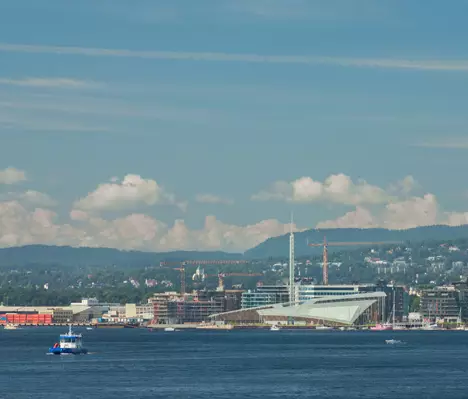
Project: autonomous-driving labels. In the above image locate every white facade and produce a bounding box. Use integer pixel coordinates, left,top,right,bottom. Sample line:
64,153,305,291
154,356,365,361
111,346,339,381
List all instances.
259,292,386,325
212,292,386,326
295,284,361,302
125,303,154,320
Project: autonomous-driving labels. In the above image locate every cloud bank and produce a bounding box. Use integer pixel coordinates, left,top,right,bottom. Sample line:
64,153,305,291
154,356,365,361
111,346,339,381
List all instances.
1,169,468,252
0,200,298,252
252,173,414,205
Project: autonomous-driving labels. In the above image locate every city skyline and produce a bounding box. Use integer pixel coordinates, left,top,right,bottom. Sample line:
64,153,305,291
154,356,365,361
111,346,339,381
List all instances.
1,0,468,251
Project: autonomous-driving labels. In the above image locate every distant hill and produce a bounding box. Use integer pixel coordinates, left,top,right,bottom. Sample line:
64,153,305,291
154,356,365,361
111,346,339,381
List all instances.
245,225,468,259
0,245,242,268
2,225,468,267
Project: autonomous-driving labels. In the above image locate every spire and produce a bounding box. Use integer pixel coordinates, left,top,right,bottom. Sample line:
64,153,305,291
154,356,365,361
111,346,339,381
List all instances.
289,211,295,307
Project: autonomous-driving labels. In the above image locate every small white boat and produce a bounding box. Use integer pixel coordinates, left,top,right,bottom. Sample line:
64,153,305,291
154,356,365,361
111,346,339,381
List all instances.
3,323,20,330
86,327,93,331
315,325,333,330
385,339,402,344
371,323,393,331
164,327,176,332
270,325,281,331
422,323,442,331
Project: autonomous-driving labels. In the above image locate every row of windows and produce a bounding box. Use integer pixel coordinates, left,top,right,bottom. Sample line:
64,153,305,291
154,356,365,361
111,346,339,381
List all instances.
299,287,358,292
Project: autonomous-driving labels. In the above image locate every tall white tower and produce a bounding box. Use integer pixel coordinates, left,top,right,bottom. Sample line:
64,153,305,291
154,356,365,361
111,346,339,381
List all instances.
289,213,295,306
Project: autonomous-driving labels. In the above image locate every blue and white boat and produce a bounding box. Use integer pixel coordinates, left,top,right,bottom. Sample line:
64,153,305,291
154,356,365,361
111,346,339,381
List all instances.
48,325,88,355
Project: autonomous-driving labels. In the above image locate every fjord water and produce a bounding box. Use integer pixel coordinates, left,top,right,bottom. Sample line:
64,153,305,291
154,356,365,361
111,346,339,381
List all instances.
1,328,467,398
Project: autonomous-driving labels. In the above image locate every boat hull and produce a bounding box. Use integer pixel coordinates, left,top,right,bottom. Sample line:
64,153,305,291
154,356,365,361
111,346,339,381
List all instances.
48,347,88,355
370,323,393,331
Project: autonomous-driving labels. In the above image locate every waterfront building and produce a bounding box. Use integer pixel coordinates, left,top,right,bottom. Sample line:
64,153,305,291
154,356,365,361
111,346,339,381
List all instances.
149,290,240,324
149,292,181,324
124,303,154,321
420,283,468,322
242,283,408,322
69,298,112,322
241,285,289,309
51,308,74,324
211,292,387,326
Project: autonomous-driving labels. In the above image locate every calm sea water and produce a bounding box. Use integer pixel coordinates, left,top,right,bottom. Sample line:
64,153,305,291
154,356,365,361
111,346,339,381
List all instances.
0,327,467,398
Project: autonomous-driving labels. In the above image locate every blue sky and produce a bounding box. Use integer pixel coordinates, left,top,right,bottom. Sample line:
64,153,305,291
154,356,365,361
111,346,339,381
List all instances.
0,0,468,252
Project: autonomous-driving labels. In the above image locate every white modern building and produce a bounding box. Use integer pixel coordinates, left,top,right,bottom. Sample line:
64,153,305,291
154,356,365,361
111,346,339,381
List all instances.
211,292,387,326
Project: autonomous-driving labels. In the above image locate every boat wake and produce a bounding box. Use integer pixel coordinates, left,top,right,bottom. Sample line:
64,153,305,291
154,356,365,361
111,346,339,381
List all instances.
385,339,403,345
46,352,94,356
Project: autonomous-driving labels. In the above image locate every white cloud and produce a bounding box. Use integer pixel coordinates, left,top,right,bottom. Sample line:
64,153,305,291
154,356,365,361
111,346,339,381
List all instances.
0,201,299,252
1,190,57,207
1,43,468,72
0,201,67,247
75,213,299,252
0,78,98,89
195,193,234,205
316,206,377,229
315,193,461,230
73,174,185,213
387,175,417,195
69,209,89,221
0,167,27,185
413,138,468,149
252,173,398,206
159,216,302,252
446,211,468,226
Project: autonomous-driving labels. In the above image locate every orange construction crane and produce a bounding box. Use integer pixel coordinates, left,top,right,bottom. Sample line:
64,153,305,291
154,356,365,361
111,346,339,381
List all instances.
159,259,249,295
308,237,400,285
159,261,187,294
